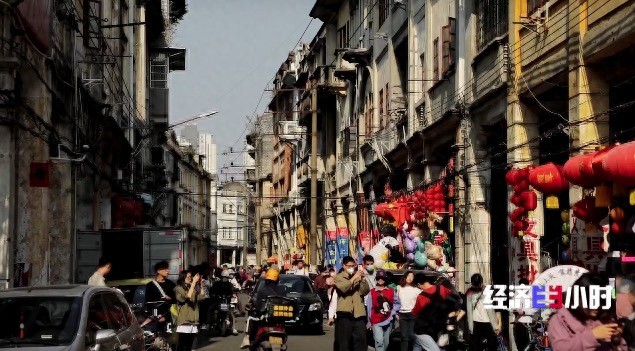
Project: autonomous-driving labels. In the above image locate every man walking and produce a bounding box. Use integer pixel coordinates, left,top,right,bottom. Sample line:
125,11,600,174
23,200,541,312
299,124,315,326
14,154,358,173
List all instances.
88,257,111,286
144,261,177,333
334,256,370,351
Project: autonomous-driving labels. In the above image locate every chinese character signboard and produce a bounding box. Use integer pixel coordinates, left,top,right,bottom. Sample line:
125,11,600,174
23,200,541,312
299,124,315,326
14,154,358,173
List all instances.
325,230,338,269
570,217,609,272
510,217,541,283
337,228,350,264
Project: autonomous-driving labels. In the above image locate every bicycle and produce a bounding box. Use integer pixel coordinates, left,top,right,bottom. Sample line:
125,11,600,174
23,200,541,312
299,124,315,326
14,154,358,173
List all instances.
521,317,551,351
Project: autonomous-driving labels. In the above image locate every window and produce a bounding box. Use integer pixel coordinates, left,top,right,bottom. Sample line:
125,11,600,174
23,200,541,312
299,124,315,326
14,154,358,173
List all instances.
378,0,389,27
420,53,425,92
83,0,101,49
102,293,130,331
337,21,350,48
150,52,168,88
441,18,456,75
432,38,439,82
379,89,384,128
87,295,109,338
237,205,244,215
223,204,228,213
476,0,508,50
527,0,542,16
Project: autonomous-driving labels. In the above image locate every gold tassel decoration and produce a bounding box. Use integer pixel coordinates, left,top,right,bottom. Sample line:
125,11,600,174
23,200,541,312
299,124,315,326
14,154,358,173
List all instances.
546,195,559,209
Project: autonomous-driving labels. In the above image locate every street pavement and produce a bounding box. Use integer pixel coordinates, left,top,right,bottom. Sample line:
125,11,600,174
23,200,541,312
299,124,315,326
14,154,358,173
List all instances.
194,316,335,351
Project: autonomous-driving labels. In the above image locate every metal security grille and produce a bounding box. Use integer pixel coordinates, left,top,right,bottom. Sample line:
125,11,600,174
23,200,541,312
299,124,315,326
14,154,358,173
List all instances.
476,0,508,50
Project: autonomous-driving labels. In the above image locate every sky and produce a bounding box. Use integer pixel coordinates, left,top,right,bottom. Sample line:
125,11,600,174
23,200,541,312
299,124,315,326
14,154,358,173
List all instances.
169,1,321,180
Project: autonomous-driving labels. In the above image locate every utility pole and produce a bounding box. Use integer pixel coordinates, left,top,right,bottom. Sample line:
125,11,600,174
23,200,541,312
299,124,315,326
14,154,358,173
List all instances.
309,80,318,266
242,193,248,267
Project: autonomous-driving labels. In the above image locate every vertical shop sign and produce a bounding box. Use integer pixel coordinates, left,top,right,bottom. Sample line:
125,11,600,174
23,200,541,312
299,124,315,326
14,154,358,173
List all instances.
325,230,338,269
510,217,541,283
337,228,350,263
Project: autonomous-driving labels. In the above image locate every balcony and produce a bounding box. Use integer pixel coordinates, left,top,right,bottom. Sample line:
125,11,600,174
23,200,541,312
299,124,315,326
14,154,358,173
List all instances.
333,50,356,81
313,65,346,91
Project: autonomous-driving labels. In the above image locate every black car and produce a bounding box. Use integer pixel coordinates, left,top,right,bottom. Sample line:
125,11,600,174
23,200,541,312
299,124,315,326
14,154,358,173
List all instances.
253,274,324,333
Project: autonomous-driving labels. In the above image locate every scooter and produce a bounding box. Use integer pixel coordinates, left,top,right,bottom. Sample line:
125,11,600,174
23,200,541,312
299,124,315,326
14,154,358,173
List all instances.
249,296,297,351
211,294,234,337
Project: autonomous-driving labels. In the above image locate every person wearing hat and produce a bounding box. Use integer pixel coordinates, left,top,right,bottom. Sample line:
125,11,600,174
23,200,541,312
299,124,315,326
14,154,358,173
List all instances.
292,258,310,276
241,269,284,348
366,270,400,351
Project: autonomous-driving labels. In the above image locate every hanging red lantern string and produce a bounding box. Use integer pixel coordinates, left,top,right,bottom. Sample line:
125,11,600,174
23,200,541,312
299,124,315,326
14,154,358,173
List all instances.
528,163,569,209
603,141,635,187
563,153,600,187
521,191,538,212
572,197,609,224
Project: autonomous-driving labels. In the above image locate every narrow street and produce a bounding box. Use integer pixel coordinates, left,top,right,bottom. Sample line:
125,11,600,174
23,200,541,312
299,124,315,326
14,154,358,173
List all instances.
195,317,334,351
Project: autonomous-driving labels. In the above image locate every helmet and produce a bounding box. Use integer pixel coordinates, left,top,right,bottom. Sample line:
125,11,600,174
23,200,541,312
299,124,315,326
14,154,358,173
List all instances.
221,270,231,278
264,269,279,282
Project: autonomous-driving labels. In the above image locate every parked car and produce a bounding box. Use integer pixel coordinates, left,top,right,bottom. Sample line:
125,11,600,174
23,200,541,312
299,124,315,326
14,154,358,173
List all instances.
0,285,145,351
253,274,324,334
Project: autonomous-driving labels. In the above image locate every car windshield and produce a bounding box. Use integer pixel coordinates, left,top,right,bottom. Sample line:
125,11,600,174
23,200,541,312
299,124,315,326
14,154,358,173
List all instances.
256,276,314,295
0,296,82,346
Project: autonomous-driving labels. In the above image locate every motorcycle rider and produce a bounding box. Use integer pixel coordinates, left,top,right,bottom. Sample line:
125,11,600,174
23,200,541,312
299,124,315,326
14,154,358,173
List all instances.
240,268,284,349
208,270,239,335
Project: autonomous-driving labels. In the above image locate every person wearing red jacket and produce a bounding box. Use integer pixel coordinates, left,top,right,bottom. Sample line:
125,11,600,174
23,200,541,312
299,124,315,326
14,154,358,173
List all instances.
366,270,400,351
411,273,456,351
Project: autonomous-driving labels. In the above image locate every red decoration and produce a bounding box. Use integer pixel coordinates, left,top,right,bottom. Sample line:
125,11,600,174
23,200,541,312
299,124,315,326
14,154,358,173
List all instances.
511,194,523,206
29,162,50,187
514,180,530,193
374,203,392,220
506,168,521,185
513,220,529,231
592,145,617,182
112,195,143,228
572,197,609,224
509,208,527,222
521,191,538,211
611,222,624,235
602,142,635,187
528,163,569,194
563,153,600,187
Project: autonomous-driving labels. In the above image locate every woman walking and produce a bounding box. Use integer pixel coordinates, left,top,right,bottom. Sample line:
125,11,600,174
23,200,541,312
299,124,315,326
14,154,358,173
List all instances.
466,273,501,351
175,270,205,351
397,270,421,351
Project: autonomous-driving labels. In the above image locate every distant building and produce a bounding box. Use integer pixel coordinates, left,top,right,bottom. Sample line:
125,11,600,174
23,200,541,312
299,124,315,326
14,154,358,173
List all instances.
199,133,217,176
181,124,200,150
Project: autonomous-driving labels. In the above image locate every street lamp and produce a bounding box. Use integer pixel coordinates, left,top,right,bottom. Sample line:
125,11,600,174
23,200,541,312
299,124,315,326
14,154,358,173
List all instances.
168,111,220,130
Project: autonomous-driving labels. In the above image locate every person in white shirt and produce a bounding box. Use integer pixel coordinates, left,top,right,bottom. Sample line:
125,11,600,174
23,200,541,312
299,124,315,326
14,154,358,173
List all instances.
293,259,310,276
512,278,537,351
88,257,111,287
466,273,501,351
397,271,422,351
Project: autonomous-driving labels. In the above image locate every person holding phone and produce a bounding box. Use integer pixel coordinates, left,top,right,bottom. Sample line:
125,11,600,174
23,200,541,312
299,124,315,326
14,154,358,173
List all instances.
548,272,626,351
174,270,206,351
334,256,370,351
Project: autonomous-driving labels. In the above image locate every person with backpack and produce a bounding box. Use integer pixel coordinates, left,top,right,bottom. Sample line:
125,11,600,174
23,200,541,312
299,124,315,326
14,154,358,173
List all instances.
411,273,456,351
366,270,400,351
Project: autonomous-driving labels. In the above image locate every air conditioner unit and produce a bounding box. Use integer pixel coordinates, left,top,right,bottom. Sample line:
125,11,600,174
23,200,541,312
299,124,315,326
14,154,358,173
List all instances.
280,121,302,141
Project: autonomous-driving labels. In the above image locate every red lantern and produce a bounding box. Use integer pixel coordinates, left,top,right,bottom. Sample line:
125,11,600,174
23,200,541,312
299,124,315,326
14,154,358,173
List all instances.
514,180,530,193
603,142,635,187
511,194,523,206
448,203,454,215
563,153,600,187
611,222,624,235
506,168,521,185
521,191,538,211
509,208,526,222
592,145,617,182
513,220,529,231
572,197,609,224
529,163,569,209
448,185,455,197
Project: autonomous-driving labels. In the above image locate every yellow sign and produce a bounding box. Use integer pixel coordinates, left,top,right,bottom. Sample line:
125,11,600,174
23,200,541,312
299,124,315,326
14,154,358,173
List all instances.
272,305,294,318
269,337,283,345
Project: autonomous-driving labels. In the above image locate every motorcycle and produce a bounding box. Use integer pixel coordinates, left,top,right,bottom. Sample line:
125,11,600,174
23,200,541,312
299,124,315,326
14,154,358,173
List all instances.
249,296,297,351
138,301,172,351
210,294,234,337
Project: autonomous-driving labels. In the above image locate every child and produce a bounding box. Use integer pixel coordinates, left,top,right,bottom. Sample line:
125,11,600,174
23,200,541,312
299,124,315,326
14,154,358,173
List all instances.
367,270,400,351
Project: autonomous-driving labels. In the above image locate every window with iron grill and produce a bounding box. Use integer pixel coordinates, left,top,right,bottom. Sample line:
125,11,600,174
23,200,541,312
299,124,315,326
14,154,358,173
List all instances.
150,53,168,88
432,38,439,82
441,18,456,75
476,0,508,50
